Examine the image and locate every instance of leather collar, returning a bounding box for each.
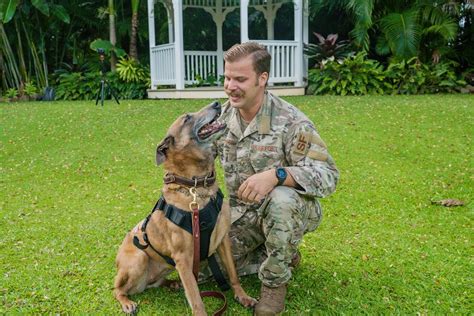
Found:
[163,170,216,187]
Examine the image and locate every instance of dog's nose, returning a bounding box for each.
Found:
[211,101,220,109]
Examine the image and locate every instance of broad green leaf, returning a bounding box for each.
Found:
[32,0,49,16]
[51,4,70,24]
[1,0,20,23]
[114,47,127,58]
[90,39,114,53]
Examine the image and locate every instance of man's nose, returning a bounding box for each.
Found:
[226,79,237,90]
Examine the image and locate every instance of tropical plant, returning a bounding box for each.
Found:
[55,72,98,100]
[304,32,353,68]
[384,57,429,94]
[307,52,389,95]
[307,53,467,95]
[90,39,127,59]
[0,0,70,91]
[5,88,19,99]
[116,57,147,82]
[310,0,460,62]
[24,82,38,96]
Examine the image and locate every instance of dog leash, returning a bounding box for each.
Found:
[189,187,228,316]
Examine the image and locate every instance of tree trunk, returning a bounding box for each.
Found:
[109,0,117,71]
[129,11,139,60]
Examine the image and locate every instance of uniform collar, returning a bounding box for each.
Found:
[227,92,273,140]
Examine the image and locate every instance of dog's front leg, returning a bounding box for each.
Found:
[217,235,258,307]
[175,257,206,315]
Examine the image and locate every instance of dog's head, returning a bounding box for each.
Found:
[156,101,226,174]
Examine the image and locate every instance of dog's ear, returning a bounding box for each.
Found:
[156,135,173,165]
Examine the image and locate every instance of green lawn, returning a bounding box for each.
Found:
[1,95,472,314]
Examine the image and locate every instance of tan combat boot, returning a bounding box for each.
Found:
[254,283,287,316]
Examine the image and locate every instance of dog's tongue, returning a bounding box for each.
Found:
[199,121,224,138]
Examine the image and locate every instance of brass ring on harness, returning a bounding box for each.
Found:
[189,201,200,211]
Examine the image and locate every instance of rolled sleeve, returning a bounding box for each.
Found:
[284,122,339,198]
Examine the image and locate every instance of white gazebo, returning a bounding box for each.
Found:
[147,0,309,98]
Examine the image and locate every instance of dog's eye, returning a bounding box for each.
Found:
[183,114,191,123]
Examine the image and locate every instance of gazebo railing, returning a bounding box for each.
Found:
[258,40,298,83]
[184,51,218,84]
[152,43,175,85]
[151,40,299,87]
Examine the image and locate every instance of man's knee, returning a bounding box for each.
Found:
[260,186,307,246]
[262,186,301,219]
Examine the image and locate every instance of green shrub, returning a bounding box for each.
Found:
[6,88,19,98]
[24,82,38,96]
[307,52,390,95]
[107,72,148,99]
[55,70,149,101]
[425,61,466,93]
[55,72,98,100]
[307,54,467,96]
[384,57,428,94]
[116,57,149,83]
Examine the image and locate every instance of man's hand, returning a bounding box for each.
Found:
[238,169,278,203]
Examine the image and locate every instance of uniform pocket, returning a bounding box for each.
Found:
[249,137,284,173]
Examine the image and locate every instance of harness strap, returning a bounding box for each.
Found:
[208,254,231,291]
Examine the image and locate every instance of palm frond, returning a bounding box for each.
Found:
[379,9,421,58]
[375,35,391,56]
[346,0,375,50]
[422,18,458,40]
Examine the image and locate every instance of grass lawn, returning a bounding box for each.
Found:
[1,95,472,314]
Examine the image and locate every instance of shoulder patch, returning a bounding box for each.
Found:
[292,131,312,156]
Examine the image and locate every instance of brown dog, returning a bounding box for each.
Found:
[113,101,257,315]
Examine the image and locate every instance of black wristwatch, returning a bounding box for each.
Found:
[275,167,287,186]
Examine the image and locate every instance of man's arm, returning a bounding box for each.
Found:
[238,122,339,203]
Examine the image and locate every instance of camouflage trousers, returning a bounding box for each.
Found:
[200,186,322,287]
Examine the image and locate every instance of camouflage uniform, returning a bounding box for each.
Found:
[213,92,339,287]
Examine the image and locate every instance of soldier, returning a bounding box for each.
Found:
[216,42,339,315]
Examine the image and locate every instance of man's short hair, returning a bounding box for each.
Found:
[224,42,271,76]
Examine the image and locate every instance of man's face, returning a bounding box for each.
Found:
[224,55,268,111]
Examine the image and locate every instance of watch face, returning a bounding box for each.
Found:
[277,168,287,179]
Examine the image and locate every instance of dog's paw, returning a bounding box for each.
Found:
[235,294,258,308]
[121,301,138,315]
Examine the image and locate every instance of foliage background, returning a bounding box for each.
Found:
[1,1,473,98]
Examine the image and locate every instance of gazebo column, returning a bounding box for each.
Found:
[172,0,185,89]
[255,0,283,40]
[147,0,156,89]
[294,0,303,86]
[240,0,249,42]
[206,1,226,84]
[216,19,224,81]
[164,3,174,43]
[303,0,309,79]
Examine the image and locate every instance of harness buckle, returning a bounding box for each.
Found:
[189,187,200,211]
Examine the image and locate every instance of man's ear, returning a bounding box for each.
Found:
[156,135,173,166]
[259,72,269,87]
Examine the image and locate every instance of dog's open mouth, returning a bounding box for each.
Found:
[197,113,225,140]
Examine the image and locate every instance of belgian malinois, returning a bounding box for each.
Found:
[113,101,256,315]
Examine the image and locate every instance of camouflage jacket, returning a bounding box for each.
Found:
[216,92,339,225]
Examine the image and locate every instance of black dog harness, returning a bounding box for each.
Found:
[133,189,230,291]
